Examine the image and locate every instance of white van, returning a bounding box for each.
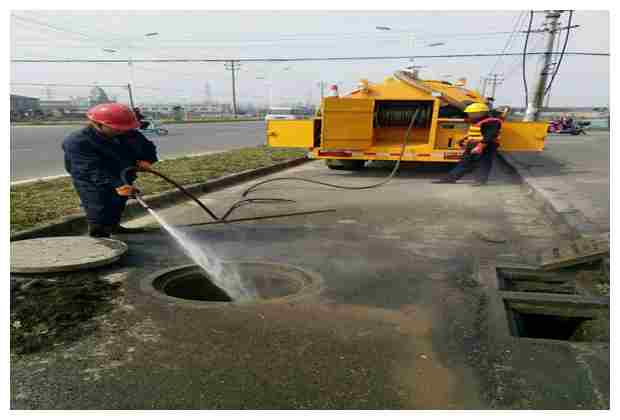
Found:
[265,107,296,120]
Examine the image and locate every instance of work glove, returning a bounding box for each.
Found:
[136,160,153,170]
[116,185,141,197]
[470,142,486,155]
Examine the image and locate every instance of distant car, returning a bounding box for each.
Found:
[265,114,296,121]
[265,107,297,121]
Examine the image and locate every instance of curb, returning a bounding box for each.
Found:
[10,157,309,242]
[498,152,597,240]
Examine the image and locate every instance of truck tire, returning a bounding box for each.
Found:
[326,159,366,170]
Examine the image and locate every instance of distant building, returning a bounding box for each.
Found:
[141,102,230,117]
[39,99,74,112]
[10,94,40,113]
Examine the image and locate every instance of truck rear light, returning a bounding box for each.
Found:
[444,152,462,160]
[318,150,353,158]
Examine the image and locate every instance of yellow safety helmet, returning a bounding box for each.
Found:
[463,102,490,114]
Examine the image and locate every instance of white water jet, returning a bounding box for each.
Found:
[145,208,257,301]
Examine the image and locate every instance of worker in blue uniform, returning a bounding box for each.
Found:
[62,103,158,238]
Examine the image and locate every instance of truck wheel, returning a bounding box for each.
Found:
[326,159,366,170]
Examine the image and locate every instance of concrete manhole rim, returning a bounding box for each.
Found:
[141,260,323,307]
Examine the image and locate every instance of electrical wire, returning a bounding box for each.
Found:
[522,10,534,109]
[502,34,545,81]
[489,11,525,75]
[544,10,573,96]
[11,51,608,64]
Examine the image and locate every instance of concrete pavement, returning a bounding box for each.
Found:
[10,158,609,409]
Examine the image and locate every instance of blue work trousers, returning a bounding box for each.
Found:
[448,142,498,183]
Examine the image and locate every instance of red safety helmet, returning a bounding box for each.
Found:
[86,103,139,131]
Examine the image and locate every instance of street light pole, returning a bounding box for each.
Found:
[127,83,135,109]
[102,32,159,108]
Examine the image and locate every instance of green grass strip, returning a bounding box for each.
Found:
[10,146,306,233]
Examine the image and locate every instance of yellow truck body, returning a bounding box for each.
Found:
[266,73,548,163]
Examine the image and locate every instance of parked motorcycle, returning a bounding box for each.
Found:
[547,118,589,135]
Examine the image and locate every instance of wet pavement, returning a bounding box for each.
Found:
[10,157,609,409]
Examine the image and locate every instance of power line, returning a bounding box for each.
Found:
[10,13,530,46]
[489,11,526,75]
[522,10,535,109]
[11,82,128,88]
[11,14,110,44]
[11,12,181,61]
[11,51,609,64]
[503,33,545,81]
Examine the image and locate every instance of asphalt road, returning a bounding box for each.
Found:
[10,121,266,182]
[507,130,610,234]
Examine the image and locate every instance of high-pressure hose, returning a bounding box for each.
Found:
[121,107,418,223]
[241,108,419,197]
[121,166,297,222]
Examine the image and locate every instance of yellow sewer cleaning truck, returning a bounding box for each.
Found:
[266,70,548,169]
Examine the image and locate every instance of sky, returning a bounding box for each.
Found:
[9,10,610,108]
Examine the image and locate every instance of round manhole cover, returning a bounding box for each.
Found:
[10,237,128,274]
[142,261,321,306]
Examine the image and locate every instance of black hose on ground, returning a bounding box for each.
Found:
[241,108,419,197]
[121,107,419,223]
[121,166,297,222]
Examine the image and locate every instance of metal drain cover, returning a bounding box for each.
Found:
[143,261,321,306]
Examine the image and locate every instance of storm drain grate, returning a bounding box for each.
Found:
[497,269,577,295]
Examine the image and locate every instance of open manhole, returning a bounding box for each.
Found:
[142,261,321,306]
[504,300,609,342]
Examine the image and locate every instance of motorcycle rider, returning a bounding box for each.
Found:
[134,106,150,130]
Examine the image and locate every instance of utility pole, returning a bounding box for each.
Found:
[224,61,241,117]
[523,10,578,121]
[481,77,489,98]
[544,29,563,109]
[485,73,504,106]
[44,86,54,100]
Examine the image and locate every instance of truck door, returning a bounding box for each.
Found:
[266,120,315,148]
[321,98,374,149]
[499,121,548,152]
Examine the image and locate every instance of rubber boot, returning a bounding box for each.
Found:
[113,225,151,234]
[89,224,113,238]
